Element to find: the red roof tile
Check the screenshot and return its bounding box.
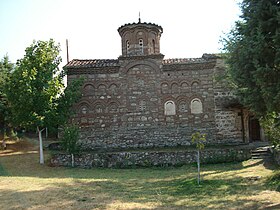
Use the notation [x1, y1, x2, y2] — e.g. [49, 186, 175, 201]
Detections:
[162, 58, 206, 64]
[65, 59, 119, 68]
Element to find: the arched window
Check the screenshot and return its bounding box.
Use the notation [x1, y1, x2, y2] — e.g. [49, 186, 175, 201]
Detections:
[181, 82, 189, 93]
[161, 83, 169, 94]
[80, 103, 89, 115]
[126, 40, 130, 53]
[97, 84, 106, 95]
[83, 84, 94, 95]
[152, 39, 155, 54]
[95, 104, 103, 113]
[109, 84, 118, 95]
[171, 83, 179, 93]
[164, 100, 176, 116]
[178, 101, 187, 112]
[139, 39, 143, 53]
[191, 81, 199, 91]
[109, 103, 118, 113]
[191, 98, 203, 114]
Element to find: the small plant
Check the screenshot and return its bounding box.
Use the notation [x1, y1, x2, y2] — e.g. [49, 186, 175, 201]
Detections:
[61, 125, 80, 167]
[266, 170, 280, 192]
[191, 131, 206, 185]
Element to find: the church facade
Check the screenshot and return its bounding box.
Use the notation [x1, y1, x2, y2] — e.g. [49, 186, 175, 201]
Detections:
[65, 21, 264, 151]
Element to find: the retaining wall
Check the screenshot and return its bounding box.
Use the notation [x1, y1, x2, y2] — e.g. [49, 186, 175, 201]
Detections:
[50, 148, 251, 168]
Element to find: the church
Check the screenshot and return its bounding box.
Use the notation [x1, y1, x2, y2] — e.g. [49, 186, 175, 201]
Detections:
[65, 20, 265, 151]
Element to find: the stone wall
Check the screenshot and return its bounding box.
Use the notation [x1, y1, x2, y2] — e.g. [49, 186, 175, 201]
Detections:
[50, 148, 251, 168]
[273, 148, 280, 166]
[213, 58, 243, 144]
[66, 55, 245, 151]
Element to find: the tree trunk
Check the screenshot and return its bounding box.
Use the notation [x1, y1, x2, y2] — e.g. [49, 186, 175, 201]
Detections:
[37, 127, 44, 164]
[71, 153, 74, 167]
[197, 150, 200, 185]
[45, 127, 48, 139]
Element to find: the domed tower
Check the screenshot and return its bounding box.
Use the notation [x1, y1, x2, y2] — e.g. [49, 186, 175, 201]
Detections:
[118, 19, 163, 57]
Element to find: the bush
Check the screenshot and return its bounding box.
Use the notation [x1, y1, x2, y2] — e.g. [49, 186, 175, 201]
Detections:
[61, 125, 80, 154]
[267, 170, 280, 192]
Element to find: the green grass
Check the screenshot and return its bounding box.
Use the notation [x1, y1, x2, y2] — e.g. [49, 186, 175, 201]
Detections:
[0, 139, 280, 209]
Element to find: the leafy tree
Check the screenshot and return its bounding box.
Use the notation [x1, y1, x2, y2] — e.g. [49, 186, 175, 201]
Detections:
[223, 0, 280, 145]
[61, 125, 80, 167]
[191, 132, 206, 185]
[0, 55, 14, 135]
[6, 39, 82, 164]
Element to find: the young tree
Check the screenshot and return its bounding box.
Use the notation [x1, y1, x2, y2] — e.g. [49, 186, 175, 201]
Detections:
[61, 125, 80, 167]
[7, 39, 82, 164]
[191, 132, 206, 185]
[0, 55, 14, 135]
[223, 0, 280, 145]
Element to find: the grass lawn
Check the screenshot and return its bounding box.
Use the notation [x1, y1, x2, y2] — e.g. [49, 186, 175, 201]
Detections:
[0, 138, 280, 210]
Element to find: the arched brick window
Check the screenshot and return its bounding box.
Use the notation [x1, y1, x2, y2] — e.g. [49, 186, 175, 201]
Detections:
[79, 103, 90, 115]
[191, 81, 199, 91]
[191, 98, 203, 114]
[161, 83, 169, 94]
[108, 103, 118, 113]
[97, 84, 106, 95]
[109, 84, 118, 95]
[126, 40, 130, 53]
[178, 101, 187, 112]
[94, 104, 103, 113]
[164, 100, 176, 116]
[139, 39, 143, 54]
[171, 83, 179, 93]
[181, 82, 189, 93]
[83, 84, 94, 95]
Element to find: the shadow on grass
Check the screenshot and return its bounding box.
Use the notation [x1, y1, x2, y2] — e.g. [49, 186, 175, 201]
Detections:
[1, 140, 279, 209]
[0, 173, 276, 209]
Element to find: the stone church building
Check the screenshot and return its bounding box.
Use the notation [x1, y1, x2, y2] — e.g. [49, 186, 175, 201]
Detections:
[65, 20, 265, 151]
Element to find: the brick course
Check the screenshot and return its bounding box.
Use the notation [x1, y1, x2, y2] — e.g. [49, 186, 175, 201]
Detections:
[65, 21, 244, 150]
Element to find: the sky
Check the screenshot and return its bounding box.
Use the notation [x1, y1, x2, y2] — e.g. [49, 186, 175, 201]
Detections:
[0, 0, 241, 65]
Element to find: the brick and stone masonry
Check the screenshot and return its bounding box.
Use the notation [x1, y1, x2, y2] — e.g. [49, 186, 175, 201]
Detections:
[64, 20, 254, 151]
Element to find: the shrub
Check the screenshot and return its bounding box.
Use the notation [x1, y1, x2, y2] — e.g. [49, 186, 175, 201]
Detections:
[61, 125, 80, 154]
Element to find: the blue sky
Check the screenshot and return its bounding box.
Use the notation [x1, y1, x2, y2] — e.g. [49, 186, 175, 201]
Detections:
[0, 0, 241, 64]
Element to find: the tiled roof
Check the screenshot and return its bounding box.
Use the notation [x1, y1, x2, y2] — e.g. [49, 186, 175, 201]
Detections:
[65, 59, 119, 68]
[118, 22, 163, 33]
[162, 58, 206, 64]
[162, 54, 219, 65]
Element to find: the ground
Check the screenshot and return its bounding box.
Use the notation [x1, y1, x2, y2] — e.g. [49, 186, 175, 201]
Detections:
[0, 138, 280, 210]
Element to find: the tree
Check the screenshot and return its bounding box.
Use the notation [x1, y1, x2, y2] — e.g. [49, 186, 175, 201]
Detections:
[61, 125, 80, 167]
[7, 39, 82, 164]
[191, 132, 206, 185]
[0, 55, 14, 135]
[223, 0, 280, 145]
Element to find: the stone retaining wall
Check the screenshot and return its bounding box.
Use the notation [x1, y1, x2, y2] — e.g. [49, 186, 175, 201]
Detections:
[273, 148, 280, 166]
[50, 148, 251, 168]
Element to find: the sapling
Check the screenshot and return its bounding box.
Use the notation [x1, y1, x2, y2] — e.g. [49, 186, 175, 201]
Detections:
[191, 131, 206, 185]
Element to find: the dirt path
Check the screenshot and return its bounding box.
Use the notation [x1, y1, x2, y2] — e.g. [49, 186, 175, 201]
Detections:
[0, 138, 38, 157]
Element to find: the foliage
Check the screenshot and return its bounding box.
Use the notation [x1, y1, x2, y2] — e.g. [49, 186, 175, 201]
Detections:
[7, 39, 63, 130]
[191, 132, 206, 150]
[267, 170, 280, 192]
[223, 0, 280, 117]
[6, 39, 83, 131]
[52, 77, 84, 131]
[0, 55, 14, 133]
[191, 132, 206, 185]
[5, 39, 83, 163]
[260, 112, 280, 146]
[61, 125, 80, 154]
[222, 0, 280, 146]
